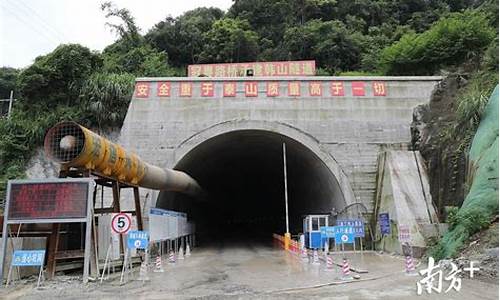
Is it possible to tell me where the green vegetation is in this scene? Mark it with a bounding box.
[431,86,498,259]
[379,10,496,75]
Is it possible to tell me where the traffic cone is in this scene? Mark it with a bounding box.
[301,247,309,262]
[405,255,417,275]
[312,250,320,265]
[178,246,184,260]
[342,258,352,280]
[137,261,150,281]
[185,244,191,257]
[168,250,176,264]
[325,255,335,271]
[153,255,164,273]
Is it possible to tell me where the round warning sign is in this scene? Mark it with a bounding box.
[111,213,132,234]
[341,234,349,243]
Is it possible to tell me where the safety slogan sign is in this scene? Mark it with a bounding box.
[379,213,391,236]
[334,226,355,244]
[336,219,365,237]
[398,224,411,243]
[127,230,149,249]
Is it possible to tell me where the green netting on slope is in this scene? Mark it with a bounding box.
[433,85,499,259]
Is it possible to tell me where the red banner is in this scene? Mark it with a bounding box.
[134,82,150,98]
[223,82,236,97]
[133,80,389,99]
[330,82,344,96]
[188,60,316,77]
[352,82,365,96]
[179,82,192,97]
[372,81,387,96]
[309,82,322,96]
[245,82,258,97]
[267,82,280,97]
[157,82,170,97]
[200,82,214,97]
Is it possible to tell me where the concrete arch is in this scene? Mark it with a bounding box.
[173,119,356,209]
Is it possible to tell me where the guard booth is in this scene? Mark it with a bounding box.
[303,214,329,249]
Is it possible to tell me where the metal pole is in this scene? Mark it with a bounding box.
[283,143,289,234]
[7,90,13,119]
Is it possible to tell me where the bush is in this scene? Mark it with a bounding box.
[379,10,496,75]
[79,72,135,129]
[17,44,102,107]
[0,105,82,202]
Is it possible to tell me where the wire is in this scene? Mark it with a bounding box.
[9,0,69,41]
[2,0,62,45]
[2,2,59,45]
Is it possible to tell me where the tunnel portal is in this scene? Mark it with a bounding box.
[157,129,345,243]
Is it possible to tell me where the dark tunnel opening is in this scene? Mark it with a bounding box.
[156,130,345,245]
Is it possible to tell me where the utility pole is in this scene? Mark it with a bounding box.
[0,90,16,118]
[8,90,14,118]
[283,142,291,250]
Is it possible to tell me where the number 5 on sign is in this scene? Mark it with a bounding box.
[111,213,132,234]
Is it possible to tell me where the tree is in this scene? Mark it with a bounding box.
[0,67,19,98]
[284,20,362,73]
[101,1,142,48]
[146,7,224,66]
[17,44,102,107]
[101,2,173,76]
[102,43,173,76]
[379,10,496,75]
[79,72,135,129]
[199,18,259,63]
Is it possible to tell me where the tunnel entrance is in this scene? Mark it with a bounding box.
[157,130,346,244]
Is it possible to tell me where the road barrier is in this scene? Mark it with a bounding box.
[168,250,176,264]
[273,233,285,248]
[138,261,150,281]
[312,250,320,265]
[342,258,351,279]
[273,233,301,255]
[154,255,164,273]
[325,255,334,271]
[405,255,417,275]
[301,248,309,262]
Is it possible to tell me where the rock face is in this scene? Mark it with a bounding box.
[25,149,59,180]
[24,128,121,180]
[373,150,443,257]
[411,75,469,218]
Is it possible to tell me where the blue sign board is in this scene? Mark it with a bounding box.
[150,208,186,218]
[127,230,149,249]
[379,213,391,235]
[335,230,355,244]
[333,225,355,235]
[11,250,45,266]
[337,219,365,237]
[320,226,336,238]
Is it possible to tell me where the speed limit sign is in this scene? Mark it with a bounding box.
[111,213,132,234]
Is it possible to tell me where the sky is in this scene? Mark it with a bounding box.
[0,0,233,68]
